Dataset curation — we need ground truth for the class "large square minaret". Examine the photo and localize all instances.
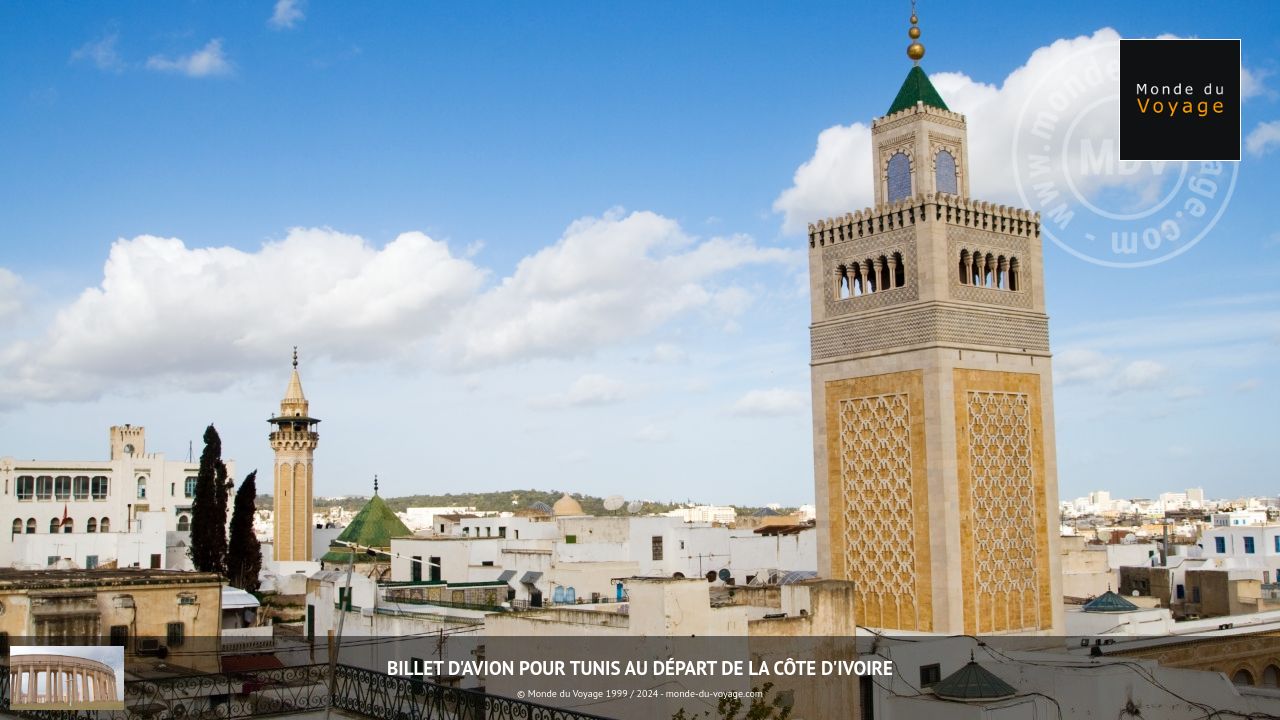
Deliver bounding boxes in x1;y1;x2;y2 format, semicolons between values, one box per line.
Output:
809;16;1062;635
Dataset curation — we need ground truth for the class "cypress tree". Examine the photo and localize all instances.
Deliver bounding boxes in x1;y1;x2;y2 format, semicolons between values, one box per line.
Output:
189;424;229;574
227;470;263;592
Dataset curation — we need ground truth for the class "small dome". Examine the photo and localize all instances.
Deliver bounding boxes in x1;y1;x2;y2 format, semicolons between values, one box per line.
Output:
552;493;585;517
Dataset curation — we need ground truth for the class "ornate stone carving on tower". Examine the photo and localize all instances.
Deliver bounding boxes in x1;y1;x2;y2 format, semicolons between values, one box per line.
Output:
270;348;320;563
809;9;1062;635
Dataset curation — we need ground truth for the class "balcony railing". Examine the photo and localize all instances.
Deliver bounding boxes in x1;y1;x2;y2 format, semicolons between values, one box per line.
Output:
3;662;613;720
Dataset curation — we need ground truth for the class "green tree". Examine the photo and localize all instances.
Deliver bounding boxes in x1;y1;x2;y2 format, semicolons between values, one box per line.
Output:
226;470;263;591
189;424;230;574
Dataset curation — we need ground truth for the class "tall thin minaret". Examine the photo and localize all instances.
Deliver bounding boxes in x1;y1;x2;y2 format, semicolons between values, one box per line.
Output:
808;5;1062;635
270;348;320;563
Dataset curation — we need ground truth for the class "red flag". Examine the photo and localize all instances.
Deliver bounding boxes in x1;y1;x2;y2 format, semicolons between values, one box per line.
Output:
62;504;69;524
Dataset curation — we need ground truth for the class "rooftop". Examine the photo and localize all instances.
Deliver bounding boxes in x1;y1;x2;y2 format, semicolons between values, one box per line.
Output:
0;568;221;590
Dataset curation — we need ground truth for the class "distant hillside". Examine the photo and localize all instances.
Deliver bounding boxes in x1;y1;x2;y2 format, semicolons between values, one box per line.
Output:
255;489;793;518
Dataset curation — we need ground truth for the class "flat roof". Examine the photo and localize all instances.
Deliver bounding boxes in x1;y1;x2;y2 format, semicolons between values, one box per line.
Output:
0;568;222;591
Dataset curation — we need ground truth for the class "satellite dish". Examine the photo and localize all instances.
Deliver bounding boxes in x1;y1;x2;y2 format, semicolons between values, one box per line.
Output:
604;495;625;511
626;500;643;514
717;569;732;583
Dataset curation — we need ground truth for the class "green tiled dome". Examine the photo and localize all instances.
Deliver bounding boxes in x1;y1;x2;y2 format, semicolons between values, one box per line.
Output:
932;657;1016;702
320;493;411;564
887;66;949;115
1082;590;1139;613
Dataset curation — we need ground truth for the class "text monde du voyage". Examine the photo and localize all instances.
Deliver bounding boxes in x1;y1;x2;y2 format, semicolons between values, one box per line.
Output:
1134;82;1229;118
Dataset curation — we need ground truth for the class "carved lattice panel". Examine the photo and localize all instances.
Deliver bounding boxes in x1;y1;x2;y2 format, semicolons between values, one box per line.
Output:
966;390;1040;632
837;393;920;629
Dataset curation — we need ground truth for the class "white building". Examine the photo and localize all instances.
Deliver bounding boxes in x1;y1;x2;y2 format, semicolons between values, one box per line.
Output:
1200;524;1280;581
0;425;235;570
663;505;737;524
389;509;816;608
1213;510;1269;527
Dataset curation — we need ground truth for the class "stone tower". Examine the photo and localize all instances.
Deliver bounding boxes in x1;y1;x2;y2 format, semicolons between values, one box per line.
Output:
808;24;1062;635
270;348;320;563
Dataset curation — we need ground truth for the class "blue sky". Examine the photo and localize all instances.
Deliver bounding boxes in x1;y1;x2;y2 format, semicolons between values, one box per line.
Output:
0;1;1277;505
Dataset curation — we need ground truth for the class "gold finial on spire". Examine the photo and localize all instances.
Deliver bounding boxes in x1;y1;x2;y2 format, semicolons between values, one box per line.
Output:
292;346;298;370
907;0;925;63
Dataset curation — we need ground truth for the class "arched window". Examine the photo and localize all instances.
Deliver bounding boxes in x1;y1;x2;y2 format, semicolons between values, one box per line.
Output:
11;518;20;535
26;518;35;534
87;518;97;534
62;518;73;533
958;249;971;284
893;251;906;288
984;253;996;287
99;517;110;533
1008;257;1020;291
887;152;912;202
996;255;1008;289
137;477;147;499
1264;665;1280;687
49;517;61;534
1233;669;1255;686
935;149;958;195
177;515;191;532
838;265;851;299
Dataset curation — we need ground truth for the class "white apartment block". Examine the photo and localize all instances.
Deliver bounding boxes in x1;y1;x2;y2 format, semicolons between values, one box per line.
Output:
1200;525;1280;582
0;425;234;570
663;505;737;524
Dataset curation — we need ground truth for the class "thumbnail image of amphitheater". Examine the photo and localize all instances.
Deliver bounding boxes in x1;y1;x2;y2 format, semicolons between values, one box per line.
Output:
7;646;124;710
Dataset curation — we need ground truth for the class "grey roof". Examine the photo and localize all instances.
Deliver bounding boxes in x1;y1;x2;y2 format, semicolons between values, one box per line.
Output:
497;570;517;583
1082;590;1139;613
520;571;543;585
932;658;1016;701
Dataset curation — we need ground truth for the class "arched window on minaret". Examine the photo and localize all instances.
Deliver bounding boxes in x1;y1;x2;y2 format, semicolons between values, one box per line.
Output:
958;249;971;284
887;152;912;202
838;265;851;299
935;149;958;195
1009;257;1020;291
892;251;906;287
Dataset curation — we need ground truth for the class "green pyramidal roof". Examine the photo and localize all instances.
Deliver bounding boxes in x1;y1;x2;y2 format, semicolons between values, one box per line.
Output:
887;65;949;115
932;659;1016;702
321;494;411;563
1082;589;1139;613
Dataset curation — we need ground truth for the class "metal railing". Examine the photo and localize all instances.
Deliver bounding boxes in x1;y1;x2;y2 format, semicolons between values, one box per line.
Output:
332;664;613;720
4;662;613;720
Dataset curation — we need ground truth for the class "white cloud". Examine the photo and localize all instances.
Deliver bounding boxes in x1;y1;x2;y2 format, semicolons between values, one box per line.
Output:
1246;120;1280;156
0;268;23;323
633;423;672;443
1242;65;1270;101
773;123;874;234
645;343;688;364
1055;348;1171;394
1113;360;1168;393
434;208;794;368
1235;378;1263;394
0;210;794;407
731;388;807;417
773;29;1271;234
1054;348;1116;386
269;0;306;30
529;374;627;409
0;229;484;405
71;32;125;73
146;39;233;78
